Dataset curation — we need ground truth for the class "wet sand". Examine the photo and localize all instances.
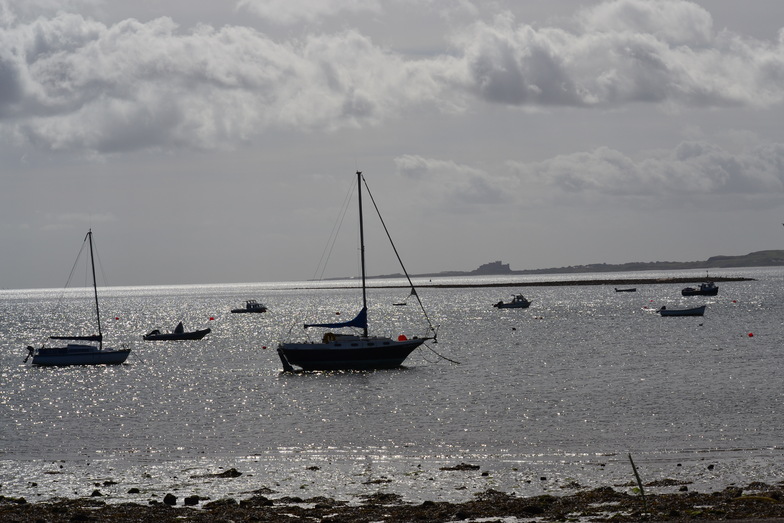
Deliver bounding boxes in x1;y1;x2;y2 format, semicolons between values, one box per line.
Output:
3;480;784;522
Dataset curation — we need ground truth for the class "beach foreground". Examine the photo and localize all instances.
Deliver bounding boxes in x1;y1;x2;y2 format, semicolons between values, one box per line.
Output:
3;482;784;522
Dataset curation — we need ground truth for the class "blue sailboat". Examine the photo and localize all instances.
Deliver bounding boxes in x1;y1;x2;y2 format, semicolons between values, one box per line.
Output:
25;230;131;366
277;171;436;371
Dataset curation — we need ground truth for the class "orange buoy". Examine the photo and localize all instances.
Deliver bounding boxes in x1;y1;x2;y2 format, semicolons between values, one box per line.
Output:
398;334;408;341
748;332;754;337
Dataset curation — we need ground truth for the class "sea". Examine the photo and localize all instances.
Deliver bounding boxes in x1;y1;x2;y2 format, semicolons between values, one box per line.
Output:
1;267;782;506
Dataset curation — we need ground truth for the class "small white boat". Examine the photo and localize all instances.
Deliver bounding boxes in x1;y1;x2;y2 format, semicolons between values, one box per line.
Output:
24;230;130;366
493;294;532;309
657;305;706;317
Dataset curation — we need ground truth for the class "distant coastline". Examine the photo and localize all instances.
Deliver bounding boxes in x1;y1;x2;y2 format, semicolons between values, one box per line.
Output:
339;275;751;290
312;250;778;288
363;250;784;280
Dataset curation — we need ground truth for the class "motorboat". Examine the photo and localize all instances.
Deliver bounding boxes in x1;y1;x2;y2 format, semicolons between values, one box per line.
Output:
231;300;267;313
657;305;706;317
143;322;211;341
681;282;718;296
493;294;532;309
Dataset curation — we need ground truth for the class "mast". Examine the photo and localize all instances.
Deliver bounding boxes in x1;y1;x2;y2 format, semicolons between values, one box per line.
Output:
357;171;368;337
86;229;103;349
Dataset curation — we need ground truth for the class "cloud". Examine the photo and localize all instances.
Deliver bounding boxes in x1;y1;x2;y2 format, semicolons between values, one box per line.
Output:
2;1;784;155
389;141;784;223
235;0;477;26
509;141;784;205
453;0;784;108
580;0;714;46
0;0;101;24
394;154;515;208
236;0;381;25
0;12;450;153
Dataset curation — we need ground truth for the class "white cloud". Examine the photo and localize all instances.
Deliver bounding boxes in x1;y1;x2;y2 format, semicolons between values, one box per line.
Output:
236;0;381;26
580;0;715;47
0;12;451;153
453;0;784;108
395;154;515;208
235;0;478;27
2;0;784;155
510;141;784;204
0;0;101;24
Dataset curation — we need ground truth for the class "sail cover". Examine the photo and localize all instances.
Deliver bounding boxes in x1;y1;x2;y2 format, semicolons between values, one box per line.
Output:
50;334;102;341
305;307;367;330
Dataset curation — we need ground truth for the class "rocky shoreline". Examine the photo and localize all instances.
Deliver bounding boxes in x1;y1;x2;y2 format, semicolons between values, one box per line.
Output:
3;481;784;522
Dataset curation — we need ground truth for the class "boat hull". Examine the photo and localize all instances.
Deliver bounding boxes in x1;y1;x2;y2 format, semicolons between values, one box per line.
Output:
681;283;718;296
277;337;426;371
494;301;531;309
31;345;131;366
143;328;211;341
658;305;706;317
681;288;718;296
231;300;267;313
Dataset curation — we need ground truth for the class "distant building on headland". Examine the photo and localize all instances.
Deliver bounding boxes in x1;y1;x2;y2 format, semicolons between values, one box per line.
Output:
360;250;784;280
471;261;512;275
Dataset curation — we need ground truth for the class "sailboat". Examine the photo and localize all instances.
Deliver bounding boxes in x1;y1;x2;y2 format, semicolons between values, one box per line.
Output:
24;230;131;366
277;171;436;371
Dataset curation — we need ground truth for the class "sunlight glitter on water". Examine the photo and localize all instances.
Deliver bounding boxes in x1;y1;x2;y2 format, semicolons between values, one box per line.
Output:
1;268;783;503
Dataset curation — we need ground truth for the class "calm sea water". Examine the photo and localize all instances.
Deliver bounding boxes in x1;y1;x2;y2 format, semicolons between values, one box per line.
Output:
1;267;782;504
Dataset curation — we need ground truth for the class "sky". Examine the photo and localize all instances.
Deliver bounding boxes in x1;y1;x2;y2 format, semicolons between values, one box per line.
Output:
2;0;784;289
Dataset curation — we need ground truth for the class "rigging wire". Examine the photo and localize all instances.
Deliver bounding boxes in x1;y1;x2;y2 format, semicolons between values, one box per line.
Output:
312;179;356;282
359;174;439;340
278;177;357;343
91;235;110;289
424;341;460;365
46;232;106;342
53;234;90;311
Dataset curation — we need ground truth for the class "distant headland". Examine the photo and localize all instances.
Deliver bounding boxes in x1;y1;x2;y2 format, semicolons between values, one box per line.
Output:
368;250;784;279
313;251;778;288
